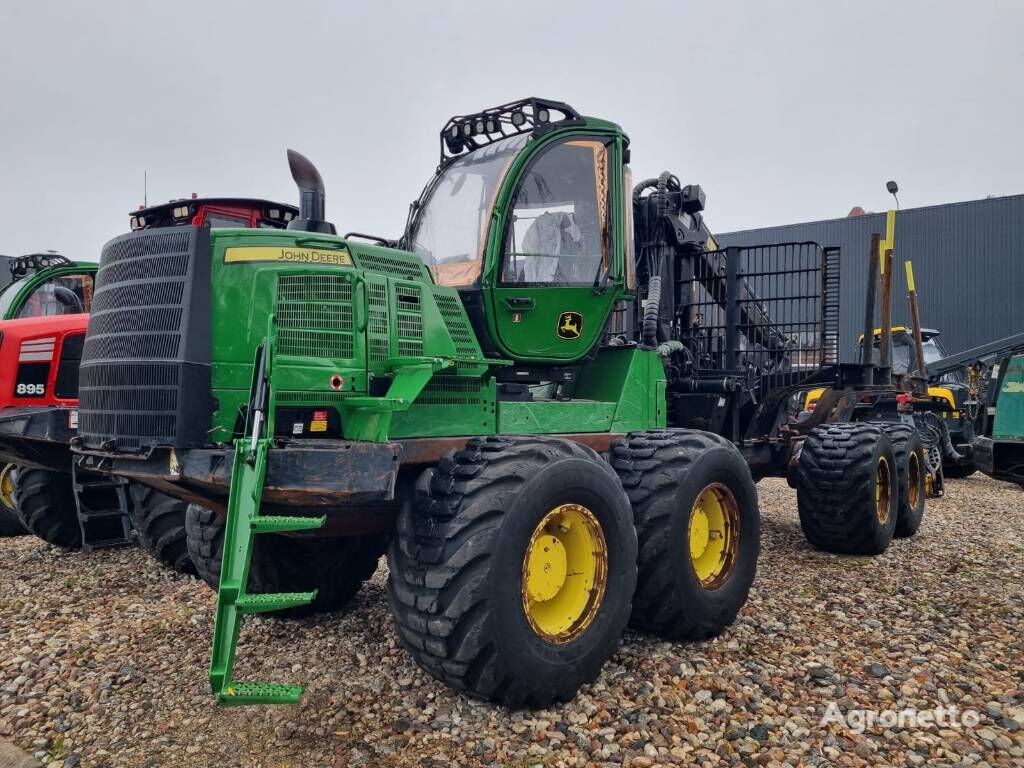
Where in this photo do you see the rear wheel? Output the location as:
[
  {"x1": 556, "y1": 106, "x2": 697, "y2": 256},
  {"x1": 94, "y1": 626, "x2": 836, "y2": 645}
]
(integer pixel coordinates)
[
  {"x1": 796, "y1": 423, "x2": 897, "y2": 555},
  {"x1": 128, "y1": 485, "x2": 194, "y2": 574},
  {"x1": 872, "y1": 423, "x2": 926, "y2": 538},
  {"x1": 184, "y1": 504, "x2": 386, "y2": 617},
  {"x1": 609, "y1": 430, "x2": 760, "y2": 640},
  {"x1": 12, "y1": 468, "x2": 81, "y2": 549},
  {"x1": 388, "y1": 435, "x2": 637, "y2": 708},
  {"x1": 0, "y1": 464, "x2": 28, "y2": 536}
]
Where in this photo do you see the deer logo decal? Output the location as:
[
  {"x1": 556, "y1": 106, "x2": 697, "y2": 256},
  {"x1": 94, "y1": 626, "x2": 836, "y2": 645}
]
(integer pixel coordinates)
[{"x1": 556, "y1": 311, "x2": 584, "y2": 340}]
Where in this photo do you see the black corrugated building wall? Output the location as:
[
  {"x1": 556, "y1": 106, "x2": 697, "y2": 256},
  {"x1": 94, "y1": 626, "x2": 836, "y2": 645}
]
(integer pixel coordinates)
[{"x1": 717, "y1": 194, "x2": 1024, "y2": 360}]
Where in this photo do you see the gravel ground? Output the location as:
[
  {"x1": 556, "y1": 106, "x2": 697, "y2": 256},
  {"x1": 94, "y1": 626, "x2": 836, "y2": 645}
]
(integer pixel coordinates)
[{"x1": 1, "y1": 475, "x2": 1021, "y2": 768}]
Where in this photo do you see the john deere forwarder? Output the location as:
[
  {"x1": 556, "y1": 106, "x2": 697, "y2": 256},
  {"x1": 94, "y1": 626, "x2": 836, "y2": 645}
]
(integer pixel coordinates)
[{"x1": 74, "y1": 99, "x2": 921, "y2": 708}]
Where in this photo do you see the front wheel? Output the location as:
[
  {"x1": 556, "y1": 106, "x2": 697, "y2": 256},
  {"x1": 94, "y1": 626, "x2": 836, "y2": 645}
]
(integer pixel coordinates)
[
  {"x1": 128, "y1": 485, "x2": 195, "y2": 574},
  {"x1": 609, "y1": 430, "x2": 760, "y2": 640},
  {"x1": 388, "y1": 435, "x2": 637, "y2": 708},
  {"x1": 184, "y1": 504, "x2": 387, "y2": 617}
]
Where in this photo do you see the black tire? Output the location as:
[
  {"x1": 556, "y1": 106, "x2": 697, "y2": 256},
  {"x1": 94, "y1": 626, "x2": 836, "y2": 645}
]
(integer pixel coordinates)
[
  {"x1": 0, "y1": 502, "x2": 27, "y2": 536},
  {"x1": 12, "y1": 468, "x2": 81, "y2": 549},
  {"x1": 184, "y1": 504, "x2": 386, "y2": 617},
  {"x1": 0, "y1": 465, "x2": 28, "y2": 536},
  {"x1": 128, "y1": 484, "x2": 195, "y2": 574},
  {"x1": 388, "y1": 435, "x2": 637, "y2": 708},
  {"x1": 871, "y1": 423, "x2": 926, "y2": 538},
  {"x1": 796, "y1": 423, "x2": 898, "y2": 555},
  {"x1": 942, "y1": 461, "x2": 976, "y2": 479},
  {"x1": 609, "y1": 429, "x2": 760, "y2": 640}
]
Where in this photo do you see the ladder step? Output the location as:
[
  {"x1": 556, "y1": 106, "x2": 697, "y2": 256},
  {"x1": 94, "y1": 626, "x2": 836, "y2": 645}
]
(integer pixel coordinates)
[
  {"x1": 81, "y1": 538, "x2": 133, "y2": 550},
  {"x1": 217, "y1": 681, "x2": 304, "y2": 706},
  {"x1": 250, "y1": 514, "x2": 326, "y2": 534},
  {"x1": 78, "y1": 510, "x2": 129, "y2": 520},
  {"x1": 235, "y1": 590, "x2": 317, "y2": 614},
  {"x1": 74, "y1": 481, "x2": 126, "y2": 491}
]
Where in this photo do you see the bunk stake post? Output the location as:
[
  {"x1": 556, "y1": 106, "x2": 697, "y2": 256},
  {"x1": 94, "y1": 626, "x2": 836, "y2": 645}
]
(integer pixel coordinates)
[
  {"x1": 861, "y1": 233, "x2": 881, "y2": 384},
  {"x1": 905, "y1": 260, "x2": 928, "y2": 395},
  {"x1": 879, "y1": 247, "x2": 894, "y2": 377}
]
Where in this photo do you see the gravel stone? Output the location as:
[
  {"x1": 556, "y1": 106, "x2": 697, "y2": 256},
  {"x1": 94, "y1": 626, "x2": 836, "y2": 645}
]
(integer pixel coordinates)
[{"x1": 1, "y1": 475, "x2": 1021, "y2": 766}]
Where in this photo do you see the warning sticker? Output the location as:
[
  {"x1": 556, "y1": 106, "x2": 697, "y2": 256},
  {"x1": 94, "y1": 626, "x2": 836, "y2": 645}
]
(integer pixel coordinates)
[{"x1": 224, "y1": 246, "x2": 352, "y2": 266}]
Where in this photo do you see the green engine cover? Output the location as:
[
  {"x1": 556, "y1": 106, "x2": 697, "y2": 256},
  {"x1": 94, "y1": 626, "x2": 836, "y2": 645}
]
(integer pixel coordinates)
[{"x1": 201, "y1": 226, "x2": 665, "y2": 446}]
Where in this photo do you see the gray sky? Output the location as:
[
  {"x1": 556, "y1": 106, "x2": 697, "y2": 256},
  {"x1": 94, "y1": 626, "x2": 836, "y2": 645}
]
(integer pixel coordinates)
[{"x1": 1, "y1": 1, "x2": 1021, "y2": 260}]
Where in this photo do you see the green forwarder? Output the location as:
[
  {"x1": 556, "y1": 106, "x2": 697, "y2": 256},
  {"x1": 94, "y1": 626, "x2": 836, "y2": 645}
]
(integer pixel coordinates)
[{"x1": 74, "y1": 98, "x2": 918, "y2": 708}]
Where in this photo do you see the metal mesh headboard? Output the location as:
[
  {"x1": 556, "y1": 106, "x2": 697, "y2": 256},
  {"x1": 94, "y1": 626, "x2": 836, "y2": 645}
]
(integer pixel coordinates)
[{"x1": 676, "y1": 242, "x2": 840, "y2": 389}]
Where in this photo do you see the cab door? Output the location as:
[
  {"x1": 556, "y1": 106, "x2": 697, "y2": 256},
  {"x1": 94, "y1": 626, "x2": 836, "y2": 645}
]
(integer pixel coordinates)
[{"x1": 489, "y1": 136, "x2": 621, "y2": 362}]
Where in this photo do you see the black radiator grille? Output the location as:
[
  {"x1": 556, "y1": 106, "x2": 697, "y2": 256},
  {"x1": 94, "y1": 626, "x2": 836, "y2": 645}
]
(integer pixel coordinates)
[{"x1": 78, "y1": 227, "x2": 211, "y2": 452}]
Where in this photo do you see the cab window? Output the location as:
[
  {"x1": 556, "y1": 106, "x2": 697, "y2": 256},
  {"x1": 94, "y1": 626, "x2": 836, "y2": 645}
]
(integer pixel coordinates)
[
  {"x1": 16, "y1": 274, "x2": 94, "y2": 318},
  {"x1": 501, "y1": 139, "x2": 610, "y2": 286},
  {"x1": 204, "y1": 212, "x2": 252, "y2": 228}
]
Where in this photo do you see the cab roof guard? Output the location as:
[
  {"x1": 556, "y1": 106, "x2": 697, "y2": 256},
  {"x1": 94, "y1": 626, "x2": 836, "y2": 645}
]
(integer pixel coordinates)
[
  {"x1": 438, "y1": 97, "x2": 582, "y2": 168},
  {"x1": 6, "y1": 252, "x2": 73, "y2": 280}
]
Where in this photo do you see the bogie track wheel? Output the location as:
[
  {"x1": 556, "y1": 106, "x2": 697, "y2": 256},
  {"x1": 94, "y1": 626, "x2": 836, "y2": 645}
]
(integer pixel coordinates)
[
  {"x1": 388, "y1": 435, "x2": 637, "y2": 708},
  {"x1": 796, "y1": 423, "x2": 898, "y2": 555},
  {"x1": 870, "y1": 422, "x2": 926, "y2": 538},
  {"x1": 610, "y1": 429, "x2": 760, "y2": 640}
]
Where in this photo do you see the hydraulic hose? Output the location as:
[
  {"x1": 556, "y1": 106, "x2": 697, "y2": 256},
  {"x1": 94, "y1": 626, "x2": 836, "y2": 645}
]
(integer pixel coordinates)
[{"x1": 643, "y1": 275, "x2": 662, "y2": 347}]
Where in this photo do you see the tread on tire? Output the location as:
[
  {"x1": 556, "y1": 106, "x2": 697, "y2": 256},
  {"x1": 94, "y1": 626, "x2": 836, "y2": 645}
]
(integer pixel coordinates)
[
  {"x1": 609, "y1": 429, "x2": 760, "y2": 640},
  {"x1": 12, "y1": 468, "x2": 81, "y2": 549},
  {"x1": 796, "y1": 423, "x2": 898, "y2": 555},
  {"x1": 128, "y1": 484, "x2": 195, "y2": 574},
  {"x1": 388, "y1": 435, "x2": 637, "y2": 708},
  {"x1": 871, "y1": 422, "x2": 926, "y2": 538}
]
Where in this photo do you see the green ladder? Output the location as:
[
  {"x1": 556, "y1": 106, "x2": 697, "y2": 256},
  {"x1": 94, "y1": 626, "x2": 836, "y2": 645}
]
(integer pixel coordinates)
[{"x1": 208, "y1": 336, "x2": 325, "y2": 705}]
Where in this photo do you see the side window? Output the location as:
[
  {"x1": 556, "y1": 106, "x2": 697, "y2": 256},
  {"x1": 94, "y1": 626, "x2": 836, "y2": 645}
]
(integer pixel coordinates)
[
  {"x1": 501, "y1": 139, "x2": 610, "y2": 286},
  {"x1": 16, "y1": 274, "x2": 94, "y2": 318}
]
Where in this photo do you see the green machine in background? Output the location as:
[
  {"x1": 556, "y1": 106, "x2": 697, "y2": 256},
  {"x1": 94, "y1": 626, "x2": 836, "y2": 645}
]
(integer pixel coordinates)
[
  {"x1": 73, "y1": 98, "x2": 916, "y2": 709},
  {"x1": 974, "y1": 353, "x2": 1024, "y2": 487}
]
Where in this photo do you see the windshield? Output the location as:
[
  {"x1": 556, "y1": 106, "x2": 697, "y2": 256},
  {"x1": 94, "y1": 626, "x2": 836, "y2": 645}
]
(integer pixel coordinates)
[
  {"x1": 410, "y1": 134, "x2": 528, "y2": 287},
  {"x1": 865, "y1": 334, "x2": 963, "y2": 382},
  {"x1": 0, "y1": 281, "x2": 20, "y2": 317}
]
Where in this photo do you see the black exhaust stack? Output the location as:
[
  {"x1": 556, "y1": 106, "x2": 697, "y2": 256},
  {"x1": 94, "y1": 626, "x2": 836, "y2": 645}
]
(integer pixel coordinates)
[{"x1": 286, "y1": 149, "x2": 336, "y2": 235}]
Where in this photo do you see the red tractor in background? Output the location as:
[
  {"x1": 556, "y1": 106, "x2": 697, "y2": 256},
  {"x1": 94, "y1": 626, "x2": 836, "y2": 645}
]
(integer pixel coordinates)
[{"x1": 0, "y1": 198, "x2": 298, "y2": 565}]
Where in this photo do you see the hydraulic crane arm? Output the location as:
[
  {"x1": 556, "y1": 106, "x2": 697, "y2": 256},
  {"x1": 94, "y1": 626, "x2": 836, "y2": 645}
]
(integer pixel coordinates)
[{"x1": 926, "y1": 331, "x2": 1024, "y2": 381}]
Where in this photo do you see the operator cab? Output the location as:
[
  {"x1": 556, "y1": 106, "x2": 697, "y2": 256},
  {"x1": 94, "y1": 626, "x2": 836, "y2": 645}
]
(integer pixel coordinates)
[
  {"x1": 404, "y1": 98, "x2": 628, "y2": 364},
  {"x1": 860, "y1": 327, "x2": 962, "y2": 383},
  {"x1": 0, "y1": 253, "x2": 95, "y2": 320}
]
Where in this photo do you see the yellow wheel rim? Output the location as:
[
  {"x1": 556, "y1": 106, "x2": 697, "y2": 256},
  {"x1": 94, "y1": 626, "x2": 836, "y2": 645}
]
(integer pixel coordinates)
[
  {"x1": 522, "y1": 503, "x2": 607, "y2": 643},
  {"x1": 689, "y1": 483, "x2": 740, "y2": 589},
  {"x1": 907, "y1": 452, "x2": 921, "y2": 510},
  {"x1": 876, "y1": 457, "x2": 892, "y2": 523},
  {"x1": 0, "y1": 465, "x2": 15, "y2": 509}
]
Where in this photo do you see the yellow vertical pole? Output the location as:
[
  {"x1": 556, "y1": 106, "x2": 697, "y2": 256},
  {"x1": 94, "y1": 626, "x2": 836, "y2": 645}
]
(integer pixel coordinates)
[{"x1": 879, "y1": 209, "x2": 896, "y2": 370}]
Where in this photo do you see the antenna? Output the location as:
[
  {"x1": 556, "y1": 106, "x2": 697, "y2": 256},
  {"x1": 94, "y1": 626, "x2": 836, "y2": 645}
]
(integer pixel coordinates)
[{"x1": 144, "y1": 171, "x2": 148, "y2": 207}]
